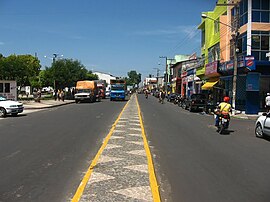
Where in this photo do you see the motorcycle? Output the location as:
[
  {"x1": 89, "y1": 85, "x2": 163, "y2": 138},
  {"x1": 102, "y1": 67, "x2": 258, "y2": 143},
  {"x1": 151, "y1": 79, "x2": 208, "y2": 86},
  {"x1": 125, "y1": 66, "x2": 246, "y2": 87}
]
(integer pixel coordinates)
[
  {"x1": 145, "y1": 93, "x2": 148, "y2": 99},
  {"x1": 216, "y1": 113, "x2": 230, "y2": 134},
  {"x1": 174, "y1": 94, "x2": 181, "y2": 105}
]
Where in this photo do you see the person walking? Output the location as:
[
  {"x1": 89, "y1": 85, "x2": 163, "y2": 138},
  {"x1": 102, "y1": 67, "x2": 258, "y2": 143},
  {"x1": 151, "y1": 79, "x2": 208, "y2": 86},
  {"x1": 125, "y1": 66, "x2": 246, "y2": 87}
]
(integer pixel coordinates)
[{"x1": 265, "y1": 93, "x2": 270, "y2": 112}]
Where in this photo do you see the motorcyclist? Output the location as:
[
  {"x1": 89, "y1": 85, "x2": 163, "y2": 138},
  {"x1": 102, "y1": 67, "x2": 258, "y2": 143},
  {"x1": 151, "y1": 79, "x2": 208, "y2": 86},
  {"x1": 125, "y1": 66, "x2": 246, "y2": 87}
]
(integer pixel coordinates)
[
  {"x1": 145, "y1": 89, "x2": 148, "y2": 99},
  {"x1": 215, "y1": 96, "x2": 232, "y2": 127}
]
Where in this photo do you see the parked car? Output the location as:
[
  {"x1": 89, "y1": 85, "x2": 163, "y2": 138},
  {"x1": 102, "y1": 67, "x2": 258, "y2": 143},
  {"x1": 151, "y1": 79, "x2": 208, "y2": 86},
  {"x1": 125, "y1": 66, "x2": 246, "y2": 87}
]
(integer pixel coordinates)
[
  {"x1": 0, "y1": 96, "x2": 24, "y2": 117},
  {"x1": 255, "y1": 112, "x2": 270, "y2": 138},
  {"x1": 182, "y1": 93, "x2": 207, "y2": 112}
]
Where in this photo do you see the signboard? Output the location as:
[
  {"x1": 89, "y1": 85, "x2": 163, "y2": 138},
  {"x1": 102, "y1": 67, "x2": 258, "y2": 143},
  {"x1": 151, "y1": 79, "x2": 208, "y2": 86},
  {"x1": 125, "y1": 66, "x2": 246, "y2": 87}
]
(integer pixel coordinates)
[
  {"x1": 205, "y1": 61, "x2": 218, "y2": 75},
  {"x1": 245, "y1": 56, "x2": 256, "y2": 70}
]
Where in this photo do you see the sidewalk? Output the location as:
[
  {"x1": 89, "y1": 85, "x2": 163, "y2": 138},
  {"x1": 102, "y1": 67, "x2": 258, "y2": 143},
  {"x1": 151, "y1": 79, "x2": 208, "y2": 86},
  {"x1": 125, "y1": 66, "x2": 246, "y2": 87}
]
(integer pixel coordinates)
[
  {"x1": 231, "y1": 112, "x2": 261, "y2": 120},
  {"x1": 22, "y1": 99, "x2": 75, "y2": 110}
]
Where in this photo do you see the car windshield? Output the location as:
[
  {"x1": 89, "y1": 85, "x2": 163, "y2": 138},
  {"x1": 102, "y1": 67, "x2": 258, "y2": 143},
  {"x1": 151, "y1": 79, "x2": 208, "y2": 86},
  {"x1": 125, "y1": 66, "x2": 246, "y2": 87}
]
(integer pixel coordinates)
[{"x1": 77, "y1": 89, "x2": 91, "y2": 93}]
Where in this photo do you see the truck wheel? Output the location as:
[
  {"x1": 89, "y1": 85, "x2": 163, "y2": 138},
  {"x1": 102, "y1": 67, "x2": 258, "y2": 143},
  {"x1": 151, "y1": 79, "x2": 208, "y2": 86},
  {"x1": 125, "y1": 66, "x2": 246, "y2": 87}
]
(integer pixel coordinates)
[
  {"x1": 75, "y1": 100, "x2": 79, "y2": 104},
  {"x1": 0, "y1": 107, "x2": 7, "y2": 118},
  {"x1": 110, "y1": 98, "x2": 113, "y2": 101}
]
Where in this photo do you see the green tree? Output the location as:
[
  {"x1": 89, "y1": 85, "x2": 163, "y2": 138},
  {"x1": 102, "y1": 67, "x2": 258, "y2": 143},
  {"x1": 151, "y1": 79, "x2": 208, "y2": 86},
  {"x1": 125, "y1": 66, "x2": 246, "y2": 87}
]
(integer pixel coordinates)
[
  {"x1": 43, "y1": 59, "x2": 99, "y2": 89},
  {"x1": 0, "y1": 54, "x2": 41, "y2": 88},
  {"x1": 126, "y1": 70, "x2": 141, "y2": 86}
]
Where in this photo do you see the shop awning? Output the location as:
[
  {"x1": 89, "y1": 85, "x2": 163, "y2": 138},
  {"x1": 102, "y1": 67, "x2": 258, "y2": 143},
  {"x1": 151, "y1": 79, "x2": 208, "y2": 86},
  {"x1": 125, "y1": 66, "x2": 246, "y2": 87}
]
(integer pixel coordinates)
[{"x1": 201, "y1": 80, "x2": 219, "y2": 90}]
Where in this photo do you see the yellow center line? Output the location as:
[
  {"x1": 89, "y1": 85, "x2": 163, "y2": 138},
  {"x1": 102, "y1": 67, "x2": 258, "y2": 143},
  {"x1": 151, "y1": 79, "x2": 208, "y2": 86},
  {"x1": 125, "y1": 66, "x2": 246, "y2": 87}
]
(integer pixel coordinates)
[
  {"x1": 135, "y1": 94, "x2": 161, "y2": 202},
  {"x1": 71, "y1": 98, "x2": 130, "y2": 202}
]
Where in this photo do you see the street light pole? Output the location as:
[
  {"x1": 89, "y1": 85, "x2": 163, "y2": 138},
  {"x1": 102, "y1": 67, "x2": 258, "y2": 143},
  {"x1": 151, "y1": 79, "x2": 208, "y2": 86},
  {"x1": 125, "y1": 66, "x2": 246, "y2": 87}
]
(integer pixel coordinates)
[{"x1": 202, "y1": 4, "x2": 239, "y2": 114}]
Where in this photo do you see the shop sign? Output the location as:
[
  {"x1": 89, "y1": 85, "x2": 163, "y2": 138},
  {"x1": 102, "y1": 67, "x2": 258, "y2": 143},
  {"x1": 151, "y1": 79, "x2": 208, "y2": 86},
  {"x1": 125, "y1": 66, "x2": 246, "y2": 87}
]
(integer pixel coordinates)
[
  {"x1": 205, "y1": 61, "x2": 218, "y2": 75},
  {"x1": 219, "y1": 61, "x2": 234, "y2": 72},
  {"x1": 245, "y1": 56, "x2": 256, "y2": 70}
]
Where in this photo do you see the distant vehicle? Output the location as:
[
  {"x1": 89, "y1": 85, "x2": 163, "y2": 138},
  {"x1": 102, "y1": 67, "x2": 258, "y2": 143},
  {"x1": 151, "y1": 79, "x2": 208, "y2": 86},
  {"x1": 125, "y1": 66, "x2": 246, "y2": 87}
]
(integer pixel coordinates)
[
  {"x1": 0, "y1": 95, "x2": 24, "y2": 117},
  {"x1": 182, "y1": 93, "x2": 207, "y2": 112},
  {"x1": 105, "y1": 90, "x2": 110, "y2": 98},
  {"x1": 95, "y1": 80, "x2": 106, "y2": 99},
  {"x1": 110, "y1": 79, "x2": 126, "y2": 101},
  {"x1": 74, "y1": 80, "x2": 99, "y2": 103},
  {"x1": 255, "y1": 112, "x2": 270, "y2": 138}
]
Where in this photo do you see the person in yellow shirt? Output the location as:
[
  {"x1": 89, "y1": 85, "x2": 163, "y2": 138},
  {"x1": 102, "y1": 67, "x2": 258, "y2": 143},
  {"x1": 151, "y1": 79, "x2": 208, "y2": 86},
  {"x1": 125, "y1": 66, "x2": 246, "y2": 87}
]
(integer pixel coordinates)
[{"x1": 215, "y1": 96, "x2": 232, "y2": 127}]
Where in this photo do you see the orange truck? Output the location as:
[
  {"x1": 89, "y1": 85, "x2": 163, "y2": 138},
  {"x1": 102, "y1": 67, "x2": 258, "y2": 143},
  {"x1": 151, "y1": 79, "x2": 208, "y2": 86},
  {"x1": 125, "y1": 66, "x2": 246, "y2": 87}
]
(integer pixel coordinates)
[{"x1": 74, "y1": 80, "x2": 99, "y2": 103}]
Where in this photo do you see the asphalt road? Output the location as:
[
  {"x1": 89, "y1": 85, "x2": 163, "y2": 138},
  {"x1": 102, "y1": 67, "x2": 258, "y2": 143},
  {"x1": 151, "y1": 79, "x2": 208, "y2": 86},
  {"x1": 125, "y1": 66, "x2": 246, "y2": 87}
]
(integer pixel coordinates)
[
  {"x1": 138, "y1": 94, "x2": 270, "y2": 202},
  {"x1": 0, "y1": 99, "x2": 126, "y2": 202},
  {"x1": 1, "y1": 95, "x2": 270, "y2": 202}
]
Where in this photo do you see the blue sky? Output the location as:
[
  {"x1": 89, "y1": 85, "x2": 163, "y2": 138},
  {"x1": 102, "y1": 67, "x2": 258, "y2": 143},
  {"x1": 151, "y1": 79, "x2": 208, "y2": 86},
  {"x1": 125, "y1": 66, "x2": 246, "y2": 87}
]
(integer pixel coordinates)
[{"x1": 0, "y1": 0, "x2": 215, "y2": 79}]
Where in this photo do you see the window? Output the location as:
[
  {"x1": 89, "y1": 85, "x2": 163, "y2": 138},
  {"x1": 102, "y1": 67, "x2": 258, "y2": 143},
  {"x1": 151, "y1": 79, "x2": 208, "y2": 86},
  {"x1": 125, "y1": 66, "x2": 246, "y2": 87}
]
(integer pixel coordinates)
[
  {"x1": 262, "y1": 0, "x2": 269, "y2": 10},
  {"x1": 4, "y1": 83, "x2": 10, "y2": 93},
  {"x1": 251, "y1": 31, "x2": 270, "y2": 61},
  {"x1": 214, "y1": 20, "x2": 219, "y2": 33},
  {"x1": 261, "y1": 51, "x2": 268, "y2": 60},
  {"x1": 208, "y1": 43, "x2": 220, "y2": 63},
  {"x1": 252, "y1": 51, "x2": 260, "y2": 60},
  {"x1": 240, "y1": 0, "x2": 248, "y2": 26},
  {"x1": 252, "y1": 11, "x2": 261, "y2": 22},
  {"x1": 261, "y1": 35, "x2": 269, "y2": 50},
  {"x1": 252, "y1": 35, "x2": 261, "y2": 49},
  {"x1": 252, "y1": 0, "x2": 260, "y2": 9},
  {"x1": 261, "y1": 11, "x2": 269, "y2": 22},
  {"x1": 252, "y1": 0, "x2": 270, "y2": 23}
]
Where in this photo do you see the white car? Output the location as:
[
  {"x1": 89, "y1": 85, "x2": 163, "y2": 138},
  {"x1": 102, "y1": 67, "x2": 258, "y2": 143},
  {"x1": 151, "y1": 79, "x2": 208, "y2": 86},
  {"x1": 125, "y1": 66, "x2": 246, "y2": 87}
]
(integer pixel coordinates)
[
  {"x1": 255, "y1": 112, "x2": 270, "y2": 138},
  {"x1": 0, "y1": 96, "x2": 24, "y2": 117}
]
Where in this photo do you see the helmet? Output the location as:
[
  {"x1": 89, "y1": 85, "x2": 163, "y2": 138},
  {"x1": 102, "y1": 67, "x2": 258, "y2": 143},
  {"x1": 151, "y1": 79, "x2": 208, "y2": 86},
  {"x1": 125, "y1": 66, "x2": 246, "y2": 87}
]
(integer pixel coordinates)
[{"x1": 223, "y1": 96, "x2": 230, "y2": 102}]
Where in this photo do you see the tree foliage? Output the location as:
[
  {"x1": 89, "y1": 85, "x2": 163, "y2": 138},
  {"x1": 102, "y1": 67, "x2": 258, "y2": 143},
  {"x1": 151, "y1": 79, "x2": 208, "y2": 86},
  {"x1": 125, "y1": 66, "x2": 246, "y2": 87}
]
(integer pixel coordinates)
[
  {"x1": 0, "y1": 54, "x2": 41, "y2": 88},
  {"x1": 41, "y1": 59, "x2": 99, "y2": 89},
  {"x1": 126, "y1": 70, "x2": 141, "y2": 86}
]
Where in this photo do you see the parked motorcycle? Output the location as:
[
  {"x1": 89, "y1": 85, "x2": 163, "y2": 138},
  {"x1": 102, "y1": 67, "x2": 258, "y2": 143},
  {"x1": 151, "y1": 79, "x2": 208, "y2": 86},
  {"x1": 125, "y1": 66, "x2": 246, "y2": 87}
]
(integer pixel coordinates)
[{"x1": 174, "y1": 94, "x2": 181, "y2": 105}]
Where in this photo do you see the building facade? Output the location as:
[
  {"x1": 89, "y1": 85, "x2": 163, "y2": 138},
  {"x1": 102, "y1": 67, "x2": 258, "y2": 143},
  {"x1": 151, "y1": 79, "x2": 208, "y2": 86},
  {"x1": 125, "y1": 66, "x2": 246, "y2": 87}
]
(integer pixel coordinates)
[{"x1": 199, "y1": 0, "x2": 270, "y2": 114}]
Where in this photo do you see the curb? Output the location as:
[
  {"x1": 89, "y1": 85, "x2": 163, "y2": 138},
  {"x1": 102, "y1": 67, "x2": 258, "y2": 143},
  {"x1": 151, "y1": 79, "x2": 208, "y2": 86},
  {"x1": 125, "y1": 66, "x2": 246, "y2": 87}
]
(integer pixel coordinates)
[{"x1": 24, "y1": 101, "x2": 75, "y2": 110}]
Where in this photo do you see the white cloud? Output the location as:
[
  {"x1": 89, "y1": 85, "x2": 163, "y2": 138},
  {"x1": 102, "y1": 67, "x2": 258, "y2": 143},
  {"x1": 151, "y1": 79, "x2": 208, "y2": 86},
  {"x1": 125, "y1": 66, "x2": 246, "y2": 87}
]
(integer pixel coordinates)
[{"x1": 132, "y1": 25, "x2": 198, "y2": 38}]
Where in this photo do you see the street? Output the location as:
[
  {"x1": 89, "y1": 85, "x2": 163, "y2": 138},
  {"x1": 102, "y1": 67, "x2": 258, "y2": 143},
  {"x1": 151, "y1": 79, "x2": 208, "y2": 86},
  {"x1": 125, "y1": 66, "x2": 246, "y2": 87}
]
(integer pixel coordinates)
[{"x1": 1, "y1": 94, "x2": 270, "y2": 202}]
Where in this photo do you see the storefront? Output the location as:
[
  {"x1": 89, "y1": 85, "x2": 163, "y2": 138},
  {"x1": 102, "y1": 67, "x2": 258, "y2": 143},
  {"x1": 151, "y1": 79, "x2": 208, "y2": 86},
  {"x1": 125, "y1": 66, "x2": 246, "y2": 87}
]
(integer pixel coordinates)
[
  {"x1": 201, "y1": 61, "x2": 222, "y2": 104},
  {"x1": 219, "y1": 57, "x2": 270, "y2": 114}
]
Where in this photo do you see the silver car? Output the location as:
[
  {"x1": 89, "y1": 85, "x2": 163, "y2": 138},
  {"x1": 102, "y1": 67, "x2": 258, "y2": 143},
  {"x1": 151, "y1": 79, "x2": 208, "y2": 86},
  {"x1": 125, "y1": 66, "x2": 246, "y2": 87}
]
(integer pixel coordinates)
[{"x1": 255, "y1": 112, "x2": 270, "y2": 138}]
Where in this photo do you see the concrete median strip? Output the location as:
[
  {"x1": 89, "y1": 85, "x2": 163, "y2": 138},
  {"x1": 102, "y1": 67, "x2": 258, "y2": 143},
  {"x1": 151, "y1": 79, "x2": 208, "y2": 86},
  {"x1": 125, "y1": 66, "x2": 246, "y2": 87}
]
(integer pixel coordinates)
[{"x1": 71, "y1": 95, "x2": 160, "y2": 202}]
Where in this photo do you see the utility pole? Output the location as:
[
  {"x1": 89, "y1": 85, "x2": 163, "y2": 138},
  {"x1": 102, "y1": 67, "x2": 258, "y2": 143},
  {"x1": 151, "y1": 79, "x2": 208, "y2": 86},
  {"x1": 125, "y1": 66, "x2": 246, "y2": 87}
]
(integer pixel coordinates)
[
  {"x1": 159, "y1": 56, "x2": 168, "y2": 92},
  {"x1": 216, "y1": 2, "x2": 240, "y2": 115}
]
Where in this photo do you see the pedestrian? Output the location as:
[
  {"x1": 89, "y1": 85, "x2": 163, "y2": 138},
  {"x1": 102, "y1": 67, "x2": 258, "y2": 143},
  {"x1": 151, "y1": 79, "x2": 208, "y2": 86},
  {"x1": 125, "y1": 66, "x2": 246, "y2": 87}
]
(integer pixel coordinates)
[
  {"x1": 265, "y1": 93, "x2": 270, "y2": 112},
  {"x1": 160, "y1": 90, "x2": 165, "y2": 104},
  {"x1": 60, "y1": 90, "x2": 65, "y2": 102},
  {"x1": 53, "y1": 90, "x2": 57, "y2": 101},
  {"x1": 57, "y1": 89, "x2": 61, "y2": 101}
]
